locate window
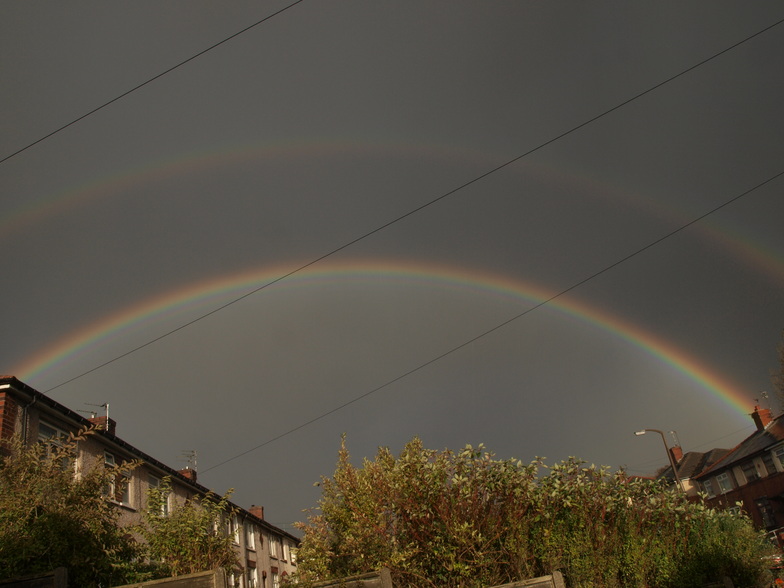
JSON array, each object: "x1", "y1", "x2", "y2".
[
  {"x1": 119, "y1": 469, "x2": 131, "y2": 505},
  {"x1": 103, "y1": 452, "x2": 131, "y2": 505},
  {"x1": 103, "y1": 452, "x2": 116, "y2": 498},
  {"x1": 148, "y1": 475, "x2": 169, "y2": 516},
  {"x1": 741, "y1": 461, "x2": 759, "y2": 483},
  {"x1": 246, "y1": 524, "x2": 256, "y2": 550},
  {"x1": 38, "y1": 421, "x2": 71, "y2": 470},
  {"x1": 702, "y1": 479, "x2": 715, "y2": 498},
  {"x1": 762, "y1": 452, "x2": 776, "y2": 476},
  {"x1": 227, "y1": 515, "x2": 240, "y2": 545},
  {"x1": 247, "y1": 566, "x2": 258, "y2": 588},
  {"x1": 269, "y1": 536, "x2": 278, "y2": 559},
  {"x1": 716, "y1": 472, "x2": 733, "y2": 494},
  {"x1": 756, "y1": 497, "x2": 777, "y2": 530},
  {"x1": 773, "y1": 446, "x2": 784, "y2": 471},
  {"x1": 271, "y1": 572, "x2": 279, "y2": 588},
  {"x1": 282, "y1": 541, "x2": 290, "y2": 562}
]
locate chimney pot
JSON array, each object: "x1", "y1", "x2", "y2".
[{"x1": 249, "y1": 505, "x2": 264, "y2": 520}]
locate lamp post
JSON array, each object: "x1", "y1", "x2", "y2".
[{"x1": 634, "y1": 428, "x2": 685, "y2": 492}]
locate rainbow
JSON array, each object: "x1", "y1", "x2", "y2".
[
  {"x1": 14, "y1": 259, "x2": 753, "y2": 415},
  {"x1": 4, "y1": 139, "x2": 783, "y2": 287}
]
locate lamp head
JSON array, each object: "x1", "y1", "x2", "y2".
[{"x1": 634, "y1": 430, "x2": 646, "y2": 436}]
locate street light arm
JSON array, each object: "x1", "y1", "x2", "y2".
[{"x1": 633, "y1": 428, "x2": 685, "y2": 492}]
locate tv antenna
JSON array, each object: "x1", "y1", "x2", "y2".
[
  {"x1": 181, "y1": 450, "x2": 198, "y2": 471},
  {"x1": 83, "y1": 402, "x2": 109, "y2": 421}
]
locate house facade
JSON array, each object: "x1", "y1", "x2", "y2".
[
  {"x1": 0, "y1": 375, "x2": 298, "y2": 588},
  {"x1": 656, "y1": 445, "x2": 730, "y2": 497},
  {"x1": 694, "y1": 406, "x2": 784, "y2": 545}
]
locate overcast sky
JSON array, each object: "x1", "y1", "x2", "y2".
[{"x1": 2, "y1": 2, "x2": 783, "y2": 531}]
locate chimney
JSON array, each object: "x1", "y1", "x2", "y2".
[
  {"x1": 250, "y1": 505, "x2": 264, "y2": 520},
  {"x1": 669, "y1": 445, "x2": 683, "y2": 464},
  {"x1": 179, "y1": 467, "x2": 197, "y2": 483},
  {"x1": 88, "y1": 416, "x2": 116, "y2": 436},
  {"x1": 752, "y1": 406, "x2": 773, "y2": 431}
]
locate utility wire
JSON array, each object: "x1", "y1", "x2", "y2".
[
  {"x1": 41, "y1": 15, "x2": 784, "y2": 395},
  {"x1": 0, "y1": 0, "x2": 306, "y2": 165},
  {"x1": 200, "y1": 168, "x2": 784, "y2": 474}
]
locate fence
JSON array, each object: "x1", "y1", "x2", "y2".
[
  {"x1": 306, "y1": 569, "x2": 565, "y2": 588},
  {"x1": 112, "y1": 568, "x2": 227, "y2": 588},
  {"x1": 0, "y1": 568, "x2": 68, "y2": 588}
]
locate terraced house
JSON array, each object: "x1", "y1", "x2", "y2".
[
  {"x1": 694, "y1": 406, "x2": 784, "y2": 545},
  {"x1": 0, "y1": 375, "x2": 298, "y2": 588}
]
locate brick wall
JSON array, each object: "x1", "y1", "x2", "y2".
[
  {"x1": 706, "y1": 471, "x2": 784, "y2": 529},
  {"x1": 0, "y1": 390, "x2": 19, "y2": 440}
]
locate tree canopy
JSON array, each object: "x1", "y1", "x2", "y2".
[
  {"x1": 0, "y1": 431, "x2": 142, "y2": 586},
  {"x1": 0, "y1": 432, "x2": 239, "y2": 585},
  {"x1": 294, "y1": 436, "x2": 774, "y2": 588},
  {"x1": 137, "y1": 477, "x2": 240, "y2": 578}
]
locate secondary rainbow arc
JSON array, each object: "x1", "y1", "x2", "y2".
[{"x1": 3, "y1": 139, "x2": 782, "y2": 289}]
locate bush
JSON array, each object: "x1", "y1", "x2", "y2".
[{"x1": 294, "y1": 437, "x2": 774, "y2": 588}]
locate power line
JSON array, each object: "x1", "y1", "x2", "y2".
[
  {"x1": 41, "y1": 15, "x2": 784, "y2": 395},
  {"x1": 200, "y1": 168, "x2": 784, "y2": 474},
  {"x1": 0, "y1": 0, "x2": 306, "y2": 165}
]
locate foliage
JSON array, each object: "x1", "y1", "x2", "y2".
[
  {"x1": 136, "y1": 477, "x2": 241, "y2": 578},
  {"x1": 0, "y1": 432, "x2": 143, "y2": 586},
  {"x1": 293, "y1": 436, "x2": 774, "y2": 588}
]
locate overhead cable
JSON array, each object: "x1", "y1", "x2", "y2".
[
  {"x1": 0, "y1": 0, "x2": 306, "y2": 165},
  {"x1": 41, "y1": 16, "x2": 784, "y2": 396}
]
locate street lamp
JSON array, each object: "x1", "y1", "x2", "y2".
[{"x1": 635, "y1": 428, "x2": 685, "y2": 492}]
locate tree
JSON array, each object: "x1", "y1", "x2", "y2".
[
  {"x1": 136, "y1": 477, "x2": 240, "y2": 578},
  {"x1": 0, "y1": 431, "x2": 142, "y2": 586},
  {"x1": 294, "y1": 437, "x2": 774, "y2": 588}
]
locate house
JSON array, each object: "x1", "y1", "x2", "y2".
[
  {"x1": 694, "y1": 405, "x2": 784, "y2": 544},
  {"x1": 655, "y1": 445, "x2": 730, "y2": 497},
  {"x1": 0, "y1": 375, "x2": 298, "y2": 588}
]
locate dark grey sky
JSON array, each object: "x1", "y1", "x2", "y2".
[{"x1": 2, "y1": 2, "x2": 783, "y2": 531}]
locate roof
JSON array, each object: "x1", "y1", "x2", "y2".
[
  {"x1": 658, "y1": 448, "x2": 730, "y2": 482},
  {"x1": 695, "y1": 413, "x2": 784, "y2": 480},
  {"x1": 0, "y1": 375, "x2": 300, "y2": 543}
]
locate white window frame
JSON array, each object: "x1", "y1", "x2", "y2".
[
  {"x1": 247, "y1": 567, "x2": 258, "y2": 588},
  {"x1": 246, "y1": 524, "x2": 256, "y2": 550},
  {"x1": 228, "y1": 515, "x2": 240, "y2": 545},
  {"x1": 148, "y1": 474, "x2": 169, "y2": 516},
  {"x1": 269, "y1": 535, "x2": 278, "y2": 559},
  {"x1": 119, "y1": 468, "x2": 131, "y2": 506},
  {"x1": 38, "y1": 421, "x2": 72, "y2": 470},
  {"x1": 104, "y1": 452, "x2": 117, "y2": 498},
  {"x1": 772, "y1": 445, "x2": 784, "y2": 472},
  {"x1": 716, "y1": 472, "x2": 733, "y2": 494},
  {"x1": 702, "y1": 478, "x2": 715, "y2": 498}
]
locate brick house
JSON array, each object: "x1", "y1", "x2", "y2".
[
  {"x1": 655, "y1": 445, "x2": 730, "y2": 497},
  {"x1": 0, "y1": 375, "x2": 298, "y2": 588},
  {"x1": 694, "y1": 406, "x2": 784, "y2": 544}
]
